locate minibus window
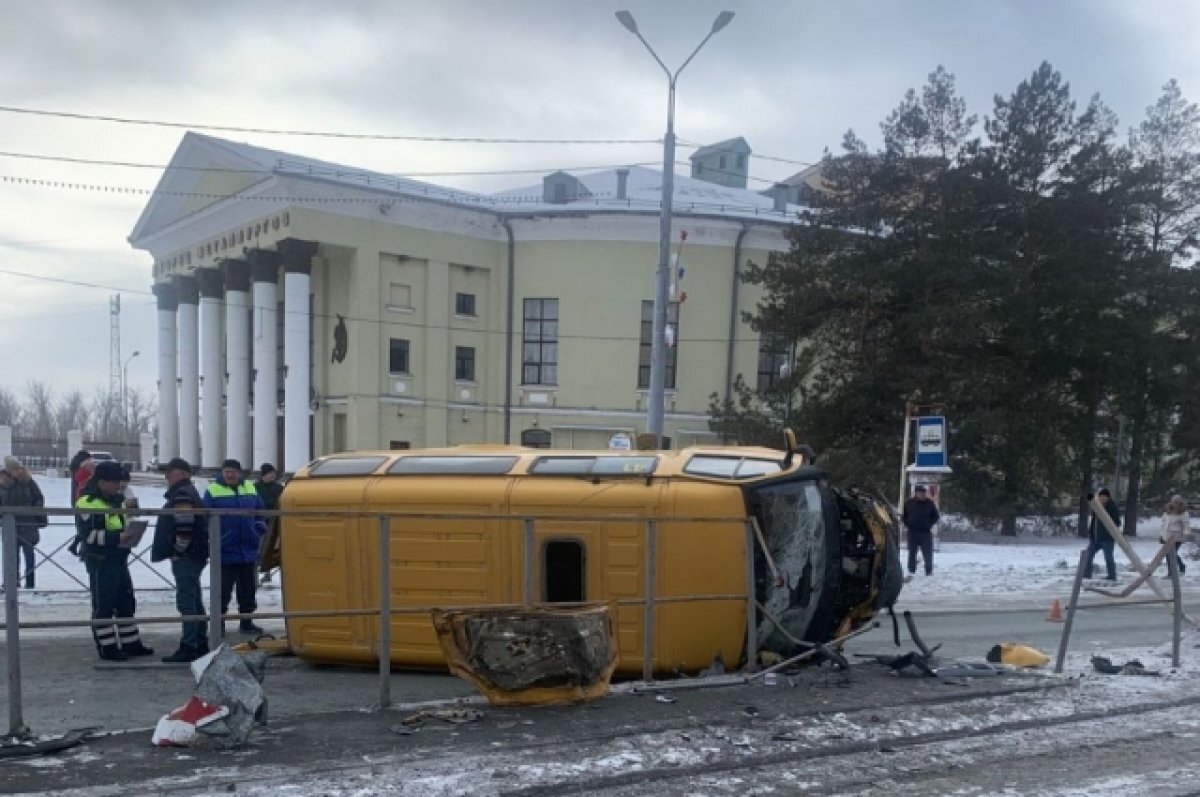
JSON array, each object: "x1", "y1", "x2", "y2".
[
  {"x1": 735, "y1": 459, "x2": 781, "y2": 478},
  {"x1": 544, "y1": 540, "x2": 585, "y2": 602},
  {"x1": 530, "y1": 456, "x2": 658, "y2": 476},
  {"x1": 308, "y1": 456, "x2": 389, "y2": 476},
  {"x1": 387, "y1": 456, "x2": 518, "y2": 475}
]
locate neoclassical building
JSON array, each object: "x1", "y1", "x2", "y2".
[{"x1": 130, "y1": 133, "x2": 801, "y2": 473}]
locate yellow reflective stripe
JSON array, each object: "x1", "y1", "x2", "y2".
[{"x1": 208, "y1": 483, "x2": 256, "y2": 499}]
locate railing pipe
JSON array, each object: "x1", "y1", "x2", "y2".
[
  {"x1": 4, "y1": 511, "x2": 28, "y2": 737},
  {"x1": 642, "y1": 520, "x2": 658, "y2": 682},
  {"x1": 207, "y1": 513, "x2": 222, "y2": 651},
  {"x1": 377, "y1": 515, "x2": 392, "y2": 709}
]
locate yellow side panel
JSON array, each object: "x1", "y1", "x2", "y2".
[{"x1": 370, "y1": 477, "x2": 511, "y2": 667}]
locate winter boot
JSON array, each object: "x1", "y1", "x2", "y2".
[
  {"x1": 239, "y1": 620, "x2": 265, "y2": 635},
  {"x1": 162, "y1": 645, "x2": 201, "y2": 664},
  {"x1": 122, "y1": 642, "x2": 155, "y2": 657},
  {"x1": 99, "y1": 645, "x2": 128, "y2": 662},
  {"x1": 23, "y1": 574, "x2": 34, "y2": 590}
]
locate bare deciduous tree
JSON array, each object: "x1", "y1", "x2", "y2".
[{"x1": 25, "y1": 380, "x2": 55, "y2": 440}]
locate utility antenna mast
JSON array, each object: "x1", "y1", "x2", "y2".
[{"x1": 109, "y1": 294, "x2": 122, "y2": 400}]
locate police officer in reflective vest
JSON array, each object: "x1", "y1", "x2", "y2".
[{"x1": 76, "y1": 461, "x2": 153, "y2": 661}]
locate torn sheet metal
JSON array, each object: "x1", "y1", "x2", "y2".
[
  {"x1": 152, "y1": 644, "x2": 269, "y2": 748},
  {"x1": 431, "y1": 604, "x2": 618, "y2": 706}
]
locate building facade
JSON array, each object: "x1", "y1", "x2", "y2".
[{"x1": 130, "y1": 133, "x2": 801, "y2": 472}]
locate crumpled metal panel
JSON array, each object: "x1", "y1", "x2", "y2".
[
  {"x1": 191, "y1": 645, "x2": 269, "y2": 747},
  {"x1": 431, "y1": 604, "x2": 618, "y2": 706}
]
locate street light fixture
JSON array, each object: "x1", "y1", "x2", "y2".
[{"x1": 616, "y1": 9, "x2": 734, "y2": 447}]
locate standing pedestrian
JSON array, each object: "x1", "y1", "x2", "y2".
[
  {"x1": 0, "y1": 457, "x2": 48, "y2": 589},
  {"x1": 1084, "y1": 487, "x2": 1122, "y2": 581},
  {"x1": 254, "y1": 463, "x2": 284, "y2": 582},
  {"x1": 202, "y1": 459, "x2": 267, "y2": 635},
  {"x1": 151, "y1": 458, "x2": 209, "y2": 663},
  {"x1": 1161, "y1": 494, "x2": 1191, "y2": 577},
  {"x1": 69, "y1": 449, "x2": 92, "y2": 503},
  {"x1": 75, "y1": 460, "x2": 152, "y2": 660},
  {"x1": 902, "y1": 484, "x2": 940, "y2": 580}
]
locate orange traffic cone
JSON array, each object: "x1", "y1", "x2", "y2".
[{"x1": 1047, "y1": 598, "x2": 1064, "y2": 623}]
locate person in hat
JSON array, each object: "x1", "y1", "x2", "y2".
[
  {"x1": 1161, "y1": 494, "x2": 1191, "y2": 577},
  {"x1": 68, "y1": 449, "x2": 93, "y2": 504},
  {"x1": 254, "y1": 464, "x2": 285, "y2": 582},
  {"x1": 0, "y1": 456, "x2": 47, "y2": 589},
  {"x1": 202, "y1": 458, "x2": 267, "y2": 634},
  {"x1": 1084, "y1": 487, "x2": 1122, "y2": 581},
  {"x1": 901, "y1": 484, "x2": 940, "y2": 579},
  {"x1": 75, "y1": 460, "x2": 153, "y2": 660},
  {"x1": 151, "y1": 458, "x2": 209, "y2": 663}
]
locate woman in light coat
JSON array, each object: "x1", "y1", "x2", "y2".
[{"x1": 1162, "y1": 495, "x2": 1191, "y2": 576}]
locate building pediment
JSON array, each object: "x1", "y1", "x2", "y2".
[{"x1": 128, "y1": 132, "x2": 282, "y2": 246}]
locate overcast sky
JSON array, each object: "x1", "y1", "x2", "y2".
[{"x1": 1, "y1": 0, "x2": 1198, "y2": 404}]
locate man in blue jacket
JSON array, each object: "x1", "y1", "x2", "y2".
[{"x1": 202, "y1": 458, "x2": 267, "y2": 634}]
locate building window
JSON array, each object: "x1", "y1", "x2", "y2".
[
  {"x1": 389, "y1": 338, "x2": 410, "y2": 374},
  {"x1": 638, "y1": 300, "x2": 679, "y2": 389},
  {"x1": 388, "y1": 283, "x2": 412, "y2": 312},
  {"x1": 390, "y1": 440, "x2": 410, "y2": 450},
  {"x1": 521, "y1": 428, "x2": 552, "y2": 449},
  {"x1": 757, "y1": 334, "x2": 791, "y2": 392},
  {"x1": 522, "y1": 298, "x2": 558, "y2": 385},
  {"x1": 455, "y1": 292, "x2": 476, "y2": 317},
  {"x1": 719, "y1": 155, "x2": 727, "y2": 170},
  {"x1": 455, "y1": 346, "x2": 476, "y2": 381},
  {"x1": 737, "y1": 154, "x2": 746, "y2": 169}
]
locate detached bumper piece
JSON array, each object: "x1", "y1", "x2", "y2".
[{"x1": 431, "y1": 604, "x2": 619, "y2": 706}]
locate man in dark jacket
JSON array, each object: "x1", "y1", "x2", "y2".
[
  {"x1": 1085, "y1": 487, "x2": 1122, "y2": 581},
  {"x1": 203, "y1": 458, "x2": 267, "y2": 634},
  {"x1": 0, "y1": 456, "x2": 47, "y2": 589},
  {"x1": 902, "y1": 485, "x2": 941, "y2": 578},
  {"x1": 152, "y1": 458, "x2": 209, "y2": 663},
  {"x1": 254, "y1": 463, "x2": 284, "y2": 581},
  {"x1": 76, "y1": 461, "x2": 153, "y2": 660}
]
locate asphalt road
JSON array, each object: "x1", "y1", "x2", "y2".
[{"x1": 850, "y1": 601, "x2": 1191, "y2": 665}]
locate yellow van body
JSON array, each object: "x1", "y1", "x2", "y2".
[{"x1": 279, "y1": 445, "x2": 900, "y2": 676}]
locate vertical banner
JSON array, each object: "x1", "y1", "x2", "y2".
[{"x1": 915, "y1": 416, "x2": 947, "y2": 468}]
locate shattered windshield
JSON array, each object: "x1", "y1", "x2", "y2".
[{"x1": 748, "y1": 478, "x2": 834, "y2": 648}]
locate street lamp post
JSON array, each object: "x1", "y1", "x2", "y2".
[
  {"x1": 123, "y1": 350, "x2": 140, "y2": 449},
  {"x1": 616, "y1": 9, "x2": 734, "y2": 447}
]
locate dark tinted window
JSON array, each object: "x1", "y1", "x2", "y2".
[{"x1": 387, "y1": 456, "x2": 518, "y2": 475}]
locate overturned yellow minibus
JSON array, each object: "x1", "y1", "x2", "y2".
[{"x1": 278, "y1": 443, "x2": 902, "y2": 676}]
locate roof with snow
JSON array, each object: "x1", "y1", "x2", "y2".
[{"x1": 129, "y1": 132, "x2": 802, "y2": 245}]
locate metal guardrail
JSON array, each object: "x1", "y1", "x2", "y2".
[{"x1": 1, "y1": 505, "x2": 757, "y2": 738}]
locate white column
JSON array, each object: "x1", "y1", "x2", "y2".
[
  {"x1": 0, "y1": 426, "x2": 10, "y2": 460},
  {"x1": 153, "y1": 282, "x2": 178, "y2": 461},
  {"x1": 175, "y1": 275, "x2": 200, "y2": 467},
  {"x1": 250, "y1": 250, "x2": 280, "y2": 471},
  {"x1": 198, "y1": 268, "x2": 223, "y2": 469},
  {"x1": 224, "y1": 260, "x2": 251, "y2": 467},
  {"x1": 280, "y1": 239, "x2": 317, "y2": 474}
]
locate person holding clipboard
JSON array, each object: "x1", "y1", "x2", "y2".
[{"x1": 75, "y1": 461, "x2": 153, "y2": 661}]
